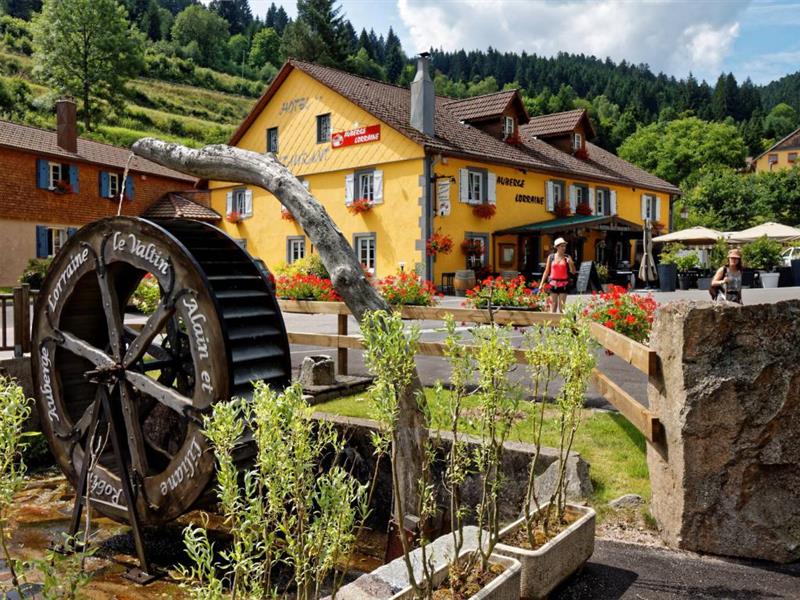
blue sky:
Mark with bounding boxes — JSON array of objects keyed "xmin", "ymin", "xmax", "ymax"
[{"xmin": 245, "ymin": 0, "xmax": 800, "ymax": 85}]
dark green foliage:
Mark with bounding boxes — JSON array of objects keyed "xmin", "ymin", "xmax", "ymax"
[
  {"xmin": 764, "ymin": 102, "xmax": 798, "ymax": 140},
  {"xmin": 760, "ymin": 71, "xmax": 800, "ymax": 115},
  {"xmin": 209, "ymin": 0, "xmax": 252, "ymax": 35},
  {"xmin": 0, "ymin": 0, "xmax": 41, "ymax": 19},
  {"xmin": 171, "ymin": 4, "xmax": 230, "ymax": 70},
  {"xmin": 265, "ymin": 2, "xmax": 289, "ymax": 35},
  {"xmin": 20, "ymin": 257, "xmax": 52, "ymax": 289},
  {"xmin": 0, "ymin": 14, "xmax": 33, "ymax": 54},
  {"xmin": 282, "ymin": 0, "xmax": 349, "ymax": 66}
]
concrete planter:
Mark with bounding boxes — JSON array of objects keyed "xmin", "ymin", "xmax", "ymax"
[
  {"xmin": 495, "ymin": 504, "xmax": 596, "ymax": 600},
  {"xmin": 390, "ymin": 552, "xmax": 521, "ymax": 600},
  {"xmin": 760, "ymin": 271, "xmax": 780, "ymax": 288}
]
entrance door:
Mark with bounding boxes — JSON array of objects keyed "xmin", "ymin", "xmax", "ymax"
[{"xmin": 521, "ymin": 236, "xmax": 539, "ymax": 279}]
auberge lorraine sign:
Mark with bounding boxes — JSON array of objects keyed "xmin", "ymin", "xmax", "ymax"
[{"xmin": 331, "ymin": 124, "xmax": 381, "ymax": 149}]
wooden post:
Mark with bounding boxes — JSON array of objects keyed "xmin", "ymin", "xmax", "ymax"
[
  {"xmin": 13, "ymin": 285, "xmax": 30, "ymax": 357},
  {"xmin": 337, "ymin": 313, "xmax": 348, "ymax": 375}
]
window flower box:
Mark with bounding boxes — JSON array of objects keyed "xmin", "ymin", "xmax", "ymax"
[
  {"xmin": 54, "ymin": 179, "xmax": 72, "ymax": 194},
  {"xmin": 575, "ymin": 202, "xmax": 593, "ymax": 216},
  {"xmin": 461, "ymin": 238, "xmax": 483, "ymax": 256},
  {"xmin": 472, "ymin": 203, "xmax": 497, "ymax": 220},
  {"xmin": 226, "ymin": 211, "xmax": 242, "ymax": 223},
  {"xmin": 554, "ymin": 200, "xmax": 571, "ymax": 218},
  {"xmin": 347, "ymin": 198, "xmax": 374, "ymax": 215}
]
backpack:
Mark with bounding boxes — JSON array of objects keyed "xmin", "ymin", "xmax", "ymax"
[{"xmin": 709, "ymin": 267, "xmax": 726, "ymax": 300}]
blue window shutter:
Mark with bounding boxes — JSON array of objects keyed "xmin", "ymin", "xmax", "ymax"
[
  {"xmin": 69, "ymin": 164, "xmax": 79, "ymax": 193},
  {"xmin": 36, "ymin": 226, "xmax": 49, "ymax": 258},
  {"xmin": 67, "ymin": 227, "xmax": 78, "ymax": 237},
  {"xmin": 125, "ymin": 176, "xmax": 134, "ymax": 200},
  {"xmin": 99, "ymin": 171, "xmax": 109, "ymax": 198},
  {"xmin": 37, "ymin": 159, "xmax": 49, "ymax": 189}
]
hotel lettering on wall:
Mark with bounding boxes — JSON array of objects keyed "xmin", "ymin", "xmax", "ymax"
[
  {"xmin": 331, "ymin": 124, "xmax": 381, "ymax": 149},
  {"xmin": 496, "ymin": 176, "xmax": 544, "ymax": 205}
]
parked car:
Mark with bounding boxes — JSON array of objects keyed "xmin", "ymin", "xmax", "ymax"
[{"xmin": 780, "ymin": 246, "xmax": 800, "ymax": 267}]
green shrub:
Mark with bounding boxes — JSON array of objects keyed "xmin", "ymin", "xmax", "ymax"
[
  {"xmin": 129, "ymin": 275, "xmax": 161, "ymax": 314},
  {"xmin": 709, "ymin": 238, "xmax": 729, "ymax": 268},
  {"xmin": 19, "ymin": 257, "xmax": 52, "ymax": 289},
  {"xmin": 742, "ymin": 235, "xmax": 783, "ymax": 271},
  {"xmin": 658, "ymin": 242, "xmax": 684, "ymax": 265},
  {"xmin": 275, "ymin": 254, "xmax": 330, "ymax": 279},
  {"xmin": 675, "ymin": 251, "xmax": 699, "ymax": 272}
]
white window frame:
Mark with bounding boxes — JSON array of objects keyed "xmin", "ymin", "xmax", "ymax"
[
  {"xmin": 232, "ymin": 188, "xmax": 248, "ymax": 215},
  {"xmin": 552, "ymin": 180, "xmax": 564, "ymax": 204},
  {"xmin": 48, "ymin": 162, "xmax": 64, "ymax": 189},
  {"xmin": 357, "ymin": 171, "xmax": 375, "ymax": 202},
  {"xmin": 267, "ymin": 127, "xmax": 279, "ymax": 153},
  {"xmin": 576, "ymin": 186, "xmax": 585, "ymax": 204},
  {"xmin": 465, "ymin": 233, "xmax": 488, "ymax": 269},
  {"xmin": 287, "ymin": 237, "xmax": 306, "ymax": 264},
  {"xmin": 50, "ymin": 227, "xmax": 68, "ymax": 256},
  {"xmin": 316, "ymin": 113, "xmax": 331, "ymax": 143},
  {"xmin": 503, "ymin": 116, "xmax": 514, "ymax": 137},
  {"xmin": 596, "ymin": 188, "xmax": 607, "ymax": 215},
  {"xmin": 354, "ymin": 234, "xmax": 376, "ymax": 275},
  {"xmin": 643, "ymin": 194, "xmax": 658, "ymax": 220},
  {"xmin": 108, "ymin": 173, "xmax": 120, "ymax": 199},
  {"xmin": 467, "ymin": 170, "xmax": 483, "ymax": 203},
  {"xmin": 573, "ymin": 133, "xmax": 582, "ymax": 151}
]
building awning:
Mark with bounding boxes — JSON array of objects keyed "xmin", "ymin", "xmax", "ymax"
[{"xmin": 495, "ymin": 214, "xmax": 642, "ymax": 236}]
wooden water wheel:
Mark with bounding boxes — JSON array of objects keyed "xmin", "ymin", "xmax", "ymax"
[{"xmin": 31, "ymin": 217, "xmax": 291, "ymax": 536}]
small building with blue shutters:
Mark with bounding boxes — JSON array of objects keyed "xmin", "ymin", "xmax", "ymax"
[{"xmin": 0, "ymin": 100, "xmax": 199, "ymax": 286}]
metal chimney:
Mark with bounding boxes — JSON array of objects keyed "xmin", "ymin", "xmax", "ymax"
[
  {"xmin": 410, "ymin": 52, "xmax": 434, "ymax": 137},
  {"xmin": 56, "ymin": 99, "xmax": 77, "ymax": 153}
]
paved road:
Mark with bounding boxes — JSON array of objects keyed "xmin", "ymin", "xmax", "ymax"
[{"xmin": 552, "ymin": 539, "xmax": 800, "ymax": 600}]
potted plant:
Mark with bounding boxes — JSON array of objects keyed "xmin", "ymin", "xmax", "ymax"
[
  {"xmin": 675, "ymin": 252, "xmax": 699, "ymax": 290},
  {"xmin": 348, "ymin": 197, "xmax": 374, "ymax": 215},
  {"xmin": 596, "ymin": 264, "xmax": 610, "ymax": 291},
  {"xmin": 426, "ymin": 230, "xmax": 454, "ymax": 257},
  {"xmin": 742, "ymin": 235, "xmax": 783, "ymax": 288},
  {"xmin": 657, "ymin": 243, "xmax": 682, "ymax": 292},
  {"xmin": 472, "ymin": 203, "xmax": 497, "ymax": 220},
  {"xmin": 494, "ymin": 313, "xmax": 597, "ymax": 600}
]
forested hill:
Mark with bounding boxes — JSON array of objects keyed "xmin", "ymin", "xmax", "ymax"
[{"xmin": 0, "ymin": 0, "xmax": 798, "ymax": 157}]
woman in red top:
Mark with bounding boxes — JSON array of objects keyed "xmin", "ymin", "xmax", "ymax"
[{"xmin": 540, "ymin": 237, "xmax": 575, "ymax": 313}]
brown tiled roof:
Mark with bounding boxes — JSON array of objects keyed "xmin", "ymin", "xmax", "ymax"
[
  {"xmin": 0, "ymin": 120, "xmax": 197, "ymax": 183},
  {"xmin": 231, "ymin": 61, "xmax": 679, "ymax": 196},
  {"xmin": 444, "ymin": 90, "xmax": 520, "ymax": 122},
  {"xmin": 753, "ymin": 125, "xmax": 800, "ymax": 161},
  {"xmin": 521, "ymin": 109, "xmax": 587, "ymax": 138},
  {"xmin": 143, "ymin": 193, "xmax": 220, "ymax": 221}
]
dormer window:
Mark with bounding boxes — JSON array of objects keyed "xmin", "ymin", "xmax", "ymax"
[
  {"xmin": 573, "ymin": 133, "xmax": 583, "ymax": 151},
  {"xmin": 503, "ymin": 116, "xmax": 515, "ymax": 139}
]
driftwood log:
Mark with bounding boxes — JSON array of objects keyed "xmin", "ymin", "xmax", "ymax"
[{"xmin": 132, "ymin": 139, "xmax": 427, "ymax": 522}]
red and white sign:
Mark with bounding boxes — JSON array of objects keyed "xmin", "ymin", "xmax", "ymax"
[{"xmin": 331, "ymin": 124, "xmax": 381, "ymax": 149}]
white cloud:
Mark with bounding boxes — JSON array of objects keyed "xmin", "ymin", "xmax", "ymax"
[
  {"xmin": 396, "ymin": 0, "xmax": 748, "ymax": 81},
  {"xmin": 739, "ymin": 49, "xmax": 800, "ymax": 84}
]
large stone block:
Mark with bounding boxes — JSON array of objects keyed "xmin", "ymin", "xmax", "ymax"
[{"xmin": 647, "ymin": 300, "xmax": 800, "ymax": 563}]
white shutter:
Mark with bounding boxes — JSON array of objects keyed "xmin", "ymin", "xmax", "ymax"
[
  {"xmin": 459, "ymin": 168, "xmax": 469, "ymax": 203},
  {"xmin": 345, "ymin": 173, "xmax": 354, "ymax": 205},
  {"xmin": 589, "ymin": 187, "xmax": 596, "ymax": 214},
  {"xmin": 569, "ymin": 185, "xmax": 577, "ymax": 213},
  {"xmin": 610, "ymin": 190, "xmax": 617, "ymax": 215},
  {"xmin": 546, "ymin": 180, "xmax": 555, "ymax": 211},
  {"xmin": 244, "ymin": 189, "xmax": 253, "ymax": 217},
  {"xmin": 487, "ymin": 171, "xmax": 497, "ymax": 204},
  {"xmin": 641, "ymin": 194, "xmax": 647, "ymax": 220},
  {"xmin": 226, "ymin": 191, "xmax": 233, "ymax": 216},
  {"xmin": 655, "ymin": 195, "xmax": 661, "ymax": 221},
  {"xmin": 373, "ymin": 170, "xmax": 383, "ymax": 204}
]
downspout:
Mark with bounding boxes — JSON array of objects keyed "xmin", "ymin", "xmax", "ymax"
[{"xmin": 423, "ymin": 154, "xmax": 434, "ymax": 280}]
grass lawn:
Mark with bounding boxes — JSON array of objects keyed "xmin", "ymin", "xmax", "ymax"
[{"xmin": 314, "ymin": 389, "xmax": 650, "ymax": 508}]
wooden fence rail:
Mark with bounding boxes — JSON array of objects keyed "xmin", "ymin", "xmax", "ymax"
[
  {"xmin": 0, "ymin": 285, "xmax": 33, "ymax": 355},
  {"xmin": 279, "ymin": 299, "xmax": 663, "ymax": 445}
]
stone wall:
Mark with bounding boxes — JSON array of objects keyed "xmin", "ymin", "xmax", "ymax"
[{"xmin": 647, "ymin": 300, "xmax": 800, "ymax": 563}]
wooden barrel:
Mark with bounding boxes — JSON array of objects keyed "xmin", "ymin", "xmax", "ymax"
[{"xmin": 453, "ymin": 270, "xmax": 476, "ymax": 296}]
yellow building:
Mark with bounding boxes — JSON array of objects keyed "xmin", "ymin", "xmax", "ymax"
[
  {"xmin": 752, "ymin": 126, "xmax": 800, "ymax": 172},
  {"xmin": 208, "ymin": 57, "xmax": 679, "ymax": 286}
]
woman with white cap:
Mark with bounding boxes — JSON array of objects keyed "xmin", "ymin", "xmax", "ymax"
[
  {"xmin": 711, "ymin": 248, "xmax": 744, "ymax": 304},
  {"xmin": 540, "ymin": 237, "xmax": 575, "ymax": 313}
]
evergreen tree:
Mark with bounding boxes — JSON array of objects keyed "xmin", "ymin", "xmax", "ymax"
[
  {"xmin": 341, "ymin": 20, "xmax": 358, "ymax": 55},
  {"xmin": 384, "ymin": 27, "xmax": 404, "ymax": 83},
  {"xmin": 32, "ymin": 0, "xmax": 144, "ymax": 131},
  {"xmin": 358, "ymin": 28, "xmax": 373, "ymax": 59},
  {"xmin": 711, "ymin": 72, "xmax": 740, "ymax": 121},
  {"xmin": 344, "ymin": 47, "xmax": 384, "ymax": 80},
  {"xmin": 283, "ymin": 0, "xmax": 347, "ymax": 66},
  {"xmin": 273, "ymin": 5, "xmax": 289, "ymax": 35},
  {"xmin": 159, "ymin": 0, "xmax": 196, "ymax": 15},
  {"xmin": 209, "ymin": 0, "xmax": 252, "ymax": 36},
  {"xmin": 0, "ymin": 0, "xmax": 42, "ymax": 19}
]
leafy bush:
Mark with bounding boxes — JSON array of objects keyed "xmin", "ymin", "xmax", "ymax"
[
  {"xmin": 377, "ymin": 271, "xmax": 440, "ymax": 306},
  {"xmin": 275, "ymin": 273, "xmax": 340, "ymax": 301},
  {"xmin": 465, "ymin": 275, "xmax": 547, "ymax": 310},
  {"xmin": 583, "ymin": 285, "xmax": 657, "ymax": 343},
  {"xmin": 658, "ymin": 242, "xmax": 684, "ymax": 265},
  {"xmin": 275, "ymin": 254, "xmax": 329, "ymax": 279},
  {"xmin": 742, "ymin": 235, "xmax": 783, "ymax": 271},
  {"xmin": 675, "ymin": 251, "xmax": 699, "ymax": 272},
  {"xmin": 19, "ymin": 257, "xmax": 52, "ymax": 289},
  {"xmin": 129, "ymin": 274, "xmax": 160, "ymax": 314},
  {"xmin": 709, "ymin": 238, "xmax": 729, "ymax": 268}
]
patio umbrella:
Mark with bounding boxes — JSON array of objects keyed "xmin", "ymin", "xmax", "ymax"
[
  {"xmin": 639, "ymin": 220, "xmax": 658, "ymax": 286},
  {"xmin": 652, "ymin": 226, "xmax": 724, "ymax": 244},
  {"xmin": 727, "ymin": 222, "xmax": 800, "ymax": 243}
]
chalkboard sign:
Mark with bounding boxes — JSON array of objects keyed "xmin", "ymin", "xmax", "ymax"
[{"xmin": 576, "ymin": 261, "xmax": 602, "ymax": 294}]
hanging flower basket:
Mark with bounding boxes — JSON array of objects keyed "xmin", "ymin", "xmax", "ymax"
[
  {"xmin": 554, "ymin": 200, "xmax": 571, "ymax": 218},
  {"xmin": 575, "ymin": 202, "xmax": 593, "ymax": 216},
  {"xmin": 226, "ymin": 211, "xmax": 242, "ymax": 223},
  {"xmin": 280, "ymin": 207, "xmax": 295, "ymax": 222},
  {"xmin": 426, "ymin": 231, "xmax": 454, "ymax": 256},
  {"xmin": 460, "ymin": 238, "xmax": 483, "ymax": 256},
  {"xmin": 472, "ymin": 203, "xmax": 497, "ymax": 220},
  {"xmin": 54, "ymin": 179, "xmax": 72, "ymax": 194},
  {"xmin": 347, "ymin": 198, "xmax": 374, "ymax": 216}
]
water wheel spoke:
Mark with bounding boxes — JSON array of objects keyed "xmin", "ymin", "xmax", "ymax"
[
  {"xmin": 97, "ymin": 269, "xmax": 124, "ymax": 361},
  {"xmin": 119, "ymin": 383, "xmax": 149, "ymax": 478},
  {"xmin": 125, "ymin": 371, "xmax": 197, "ymax": 420},
  {"xmin": 144, "ymin": 437, "xmax": 175, "ymax": 462},
  {"xmin": 123, "ymin": 300, "xmax": 175, "ymax": 369},
  {"xmin": 123, "ymin": 326, "xmax": 172, "ymax": 363},
  {"xmin": 56, "ymin": 329, "xmax": 115, "ymax": 369}
]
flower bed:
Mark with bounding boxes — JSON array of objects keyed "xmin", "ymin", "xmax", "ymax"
[
  {"xmin": 464, "ymin": 275, "xmax": 547, "ymax": 310},
  {"xmin": 276, "ymin": 273, "xmax": 341, "ymax": 301},
  {"xmin": 583, "ymin": 285, "xmax": 656, "ymax": 343},
  {"xmin": 377, "ymin": 271, "xmax": 440, "ymax": 306}
]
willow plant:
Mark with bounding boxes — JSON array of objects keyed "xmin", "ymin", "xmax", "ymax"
[{"xmin": 178, "ymin": 382, "xmax": 368, "ymax": 600}]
